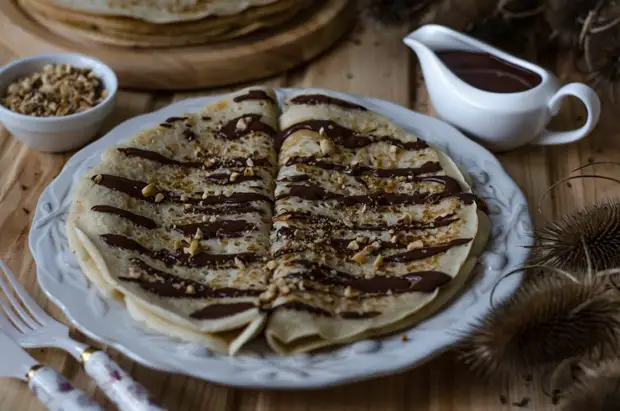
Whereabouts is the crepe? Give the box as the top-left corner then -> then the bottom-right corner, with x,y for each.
67,87 -> 279,355
263,91 -> 489,354
20,0 -> 313,47
25,0 -> 283,23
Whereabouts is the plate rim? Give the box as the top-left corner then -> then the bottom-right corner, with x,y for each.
28,88 -> 533,389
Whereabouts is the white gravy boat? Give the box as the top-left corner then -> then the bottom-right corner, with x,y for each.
403,24 -> 601,152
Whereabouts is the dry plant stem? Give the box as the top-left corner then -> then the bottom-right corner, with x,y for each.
571,161 -> 620,173
538,175 -> 620,214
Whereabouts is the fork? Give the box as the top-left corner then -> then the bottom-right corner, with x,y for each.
0,260 -> 165,411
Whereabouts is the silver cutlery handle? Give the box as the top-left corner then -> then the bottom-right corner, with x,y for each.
28,366 -> 103,411
82,349 -> 164,411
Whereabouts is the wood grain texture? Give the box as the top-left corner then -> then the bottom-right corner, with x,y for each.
0,10 -> 615,411
0,0 -> 354,90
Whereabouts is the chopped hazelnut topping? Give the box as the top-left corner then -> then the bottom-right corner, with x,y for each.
202,192 -> 209,199
266,260 -> 278,270
407,240 -> 424,251
244,168 -> 254,177
388,229 -> 395,235
141,183 -> 158,198
194,228 -> 203,240
268,284 -> 278,293
234,257 -> 245,269
202,215 -> 208,222
186,240 -> 200,256
230,172 -> 240,182
390,235 -> 399,244
154,193 -> 165,203
209,216 -> 217,223
204,158 -> 216,167
351,250 -> 366,264
246,158 -> 254,167
280,285 -> 291,295
186,285 -> 196,295
344,286 -> 358,298
364,273 -> 375,279
319,127 -> 326,136
373,255 -> 384,270
347,240 -> 360,251
320,139 -> 335,156
356,236 -> 366,244
236,117 -> 249,130
93,174 -> 103,184
180,194 -> 189,201
390,145 -> 398,153
259,289 -> 276,302
127,267 -> 141,279
370,241 -> 381,251
173,239 -> 184,249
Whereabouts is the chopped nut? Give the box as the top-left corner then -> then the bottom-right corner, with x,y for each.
351,250 -> 366,264
186,285 -> 196,295
280,285 -> 291,295
319,127 -> 326,136
236,117 -> 249,130
390,145 -> 398,153
388,229 -> 395,235
202,215 -> 209,222
319,139 -> 335,156
194,228 -> 203,240
1,64 -> 106,117
173,239 -> 184,249
373,255 -> 384,269
230,172 -> 240,182
180,194 -> 189,202
141,183 -> 158,198
202,192 -> 209,199
356,236 -> 366,244
127,267 -> 141,279
259,289 -> 276,302
390,235 -> 399,243
186,240 -> 200,256
209,216 -> 217,223
266,260 -> 278,270
344,286 -> 357,298
364,273 -> 375,279
347,240 -> 360,251
370,241 -> 382,251
93,174 -> 103,184
407,240 -> 424,251
234,257 -> 245,269
246,158 -> 254,167
268,284 -> 278,293
244,168 -> 255,177
154,193 -> 164,203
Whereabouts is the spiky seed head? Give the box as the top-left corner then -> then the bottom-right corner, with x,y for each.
529,200 -> 620,274
545,0 -> 601,46
562,360 -> 620,411
459,277 -> 620,377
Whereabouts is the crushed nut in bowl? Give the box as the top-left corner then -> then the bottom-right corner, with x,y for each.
2,64 -> 108,117
0,53 -> 118,153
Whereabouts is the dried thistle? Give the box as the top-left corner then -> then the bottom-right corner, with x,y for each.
529,199 -> 620,273
459,277 -> 620,377
561,360 -> 620,411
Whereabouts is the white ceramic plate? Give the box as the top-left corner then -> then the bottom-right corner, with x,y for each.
29,88 -> 532,389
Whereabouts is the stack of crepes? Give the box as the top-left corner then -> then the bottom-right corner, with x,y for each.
67,87 -> 491,356
18,0 -> 314,47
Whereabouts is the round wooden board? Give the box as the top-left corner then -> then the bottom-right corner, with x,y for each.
0,0 -> 353,90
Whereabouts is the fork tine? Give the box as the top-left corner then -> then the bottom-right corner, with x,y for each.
0,290 -> 30,333
0,260 -> 46,327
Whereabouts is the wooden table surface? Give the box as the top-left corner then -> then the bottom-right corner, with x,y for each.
0,13 -> 617,411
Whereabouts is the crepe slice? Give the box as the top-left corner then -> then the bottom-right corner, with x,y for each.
263,90 -> 490,354
67,87 -> 279,355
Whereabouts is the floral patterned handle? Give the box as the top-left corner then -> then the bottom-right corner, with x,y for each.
28,366 -> 103,411
83,350 -> 164,411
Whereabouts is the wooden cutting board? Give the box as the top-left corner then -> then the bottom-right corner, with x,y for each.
0,0 -> 353,90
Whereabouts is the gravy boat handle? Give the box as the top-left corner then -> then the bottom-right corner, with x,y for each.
532,83 -> 601,145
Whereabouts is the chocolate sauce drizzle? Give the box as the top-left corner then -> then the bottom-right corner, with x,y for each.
91,205 -> 158,229
289,94 -> 368,111
285,157 -> 442,178
92,174 -> 272,206
383,238 -> 473,263
287,260 -> 452,295
275,211 -> 459,235
174,220 -> 256,238
183,204 -> 261,216
101,234 -> 260,268
206,173 -> 262,185
233,90 -> 276,104
165,116 -> 187,123
117,148 -> 271,170
120,259 -> 262,299
276,182 -> 474,207
276,119 -> 429,151
215,114 -> 276,140
191,302 -> 257,320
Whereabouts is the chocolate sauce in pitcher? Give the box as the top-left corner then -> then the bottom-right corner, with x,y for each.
436,50 -> 542,93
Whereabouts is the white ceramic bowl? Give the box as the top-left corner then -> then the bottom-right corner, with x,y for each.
0,53 -> 118,153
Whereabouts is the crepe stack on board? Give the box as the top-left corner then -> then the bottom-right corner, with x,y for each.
19,0 -> 315,47
67,87 -> 491,355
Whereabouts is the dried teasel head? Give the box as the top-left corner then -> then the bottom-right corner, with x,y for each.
365,0 -> 435,24
459,276 -> 620,377
561,359 -> 620,411
546,0 -> 620,48
529,199 -> 620,274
